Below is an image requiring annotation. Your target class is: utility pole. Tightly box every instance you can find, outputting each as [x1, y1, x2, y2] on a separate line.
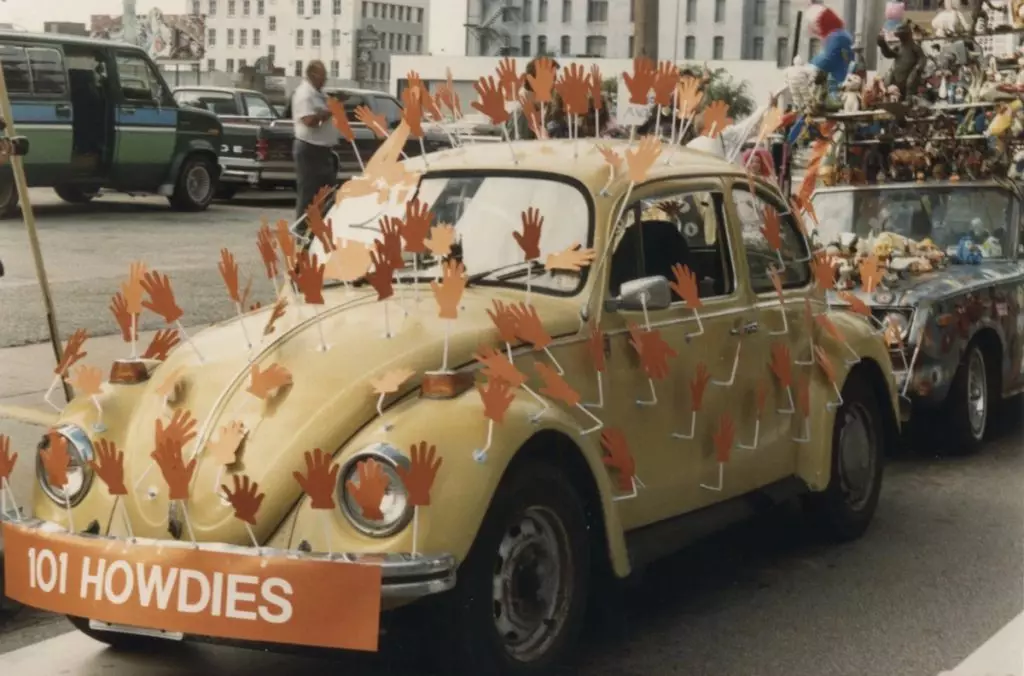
[632, 0, 648, 58]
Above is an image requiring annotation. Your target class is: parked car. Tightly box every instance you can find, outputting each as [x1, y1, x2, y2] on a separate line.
[1, 136, 900, 674]
[0, 31, 223, 215]
[812, 180, 1024, 452]
[256, 87, 450, 189]
[172, 85, 282, 200]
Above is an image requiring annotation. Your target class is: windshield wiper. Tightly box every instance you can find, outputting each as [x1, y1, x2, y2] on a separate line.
[466, 260, 547, 286]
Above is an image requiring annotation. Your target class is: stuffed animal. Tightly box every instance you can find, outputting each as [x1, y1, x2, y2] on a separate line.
[841, 73, 864, 111]
[1014, 0, 1024, 27]
[877, 20, 926, 100]
[785, 54, 819, 113]
[932, 0, 971, 36]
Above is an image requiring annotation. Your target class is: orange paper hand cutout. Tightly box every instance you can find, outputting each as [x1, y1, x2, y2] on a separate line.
[515, 207, 543, 260]
[276, 219, 297, 268]
[714, 414, 735, 463]
[525, 56, 557, 104]
[487, 300, 520, 344]
[377, 217, 405, 268]
[207, 420, 247, 466]
[770, 342, 793, 388]
[397, 441, 442, 507]
[347, 458, 390, 521]
[371, 367, 415, 395]
[89, 439, 127, 496]
[690, 363, 712, 411]
[670, 263, 703, 310]
[518, 93, 546, 139]
[472, 76, 511, 125]
[588, 320, 606, 373]
[247, 362, 292, 399]
[860, 255, 883, 294]
[367, 249, 395, 301]
[401, 85, 425, 138]
[425, 224, 456, 257]
[151, 435, 197, 502]
[156, 408, 198, 448]
[814, 345, 837, 385]
[509, 303, 552, 350]
[496, 56, 524, 101]
[262, 297, 288, 336]
[141, 271, 184, 324]
[839, 291, 872, 317]
[623, 56, 656, 105]
[477, 377, 516, 423]
[600, 427, 636, 492]
[290, 252, 326, 305]
[142, 328, 180, 361]
[410, 72, 443, 122]
[221, 474, 265, 526]
[536, 362, 581, 407]
[257, 222, 279, 280]
[55, 329, 88, 377]
[325, 238, 372, 282]
[625, 136, 661, 183]
[811, 253, 837, 292]
[293, 448, 339, 510]
[628, 323, 677, 380]
[475, 345, 527, 388]
[431, 259, 467, 320]
[218, 248, 242, 303]
[702, 100, 732, 138]
[545, 243, 596, 272]
[761, 206, 782, 251]
[110, 292, 136, 343]
[327, 95, 354, 142]
[652, 60, 680, 107]
[306, 194, 336, 253]
[0, 435, 17, 484]
[401, 197, 433, 253]
[122, 261, 147, 315]
[555, 63, 590, 116]
[40, 430, 71, 489]
[355, 104, 389, 138]
[676, 76, 703, 118]
[67, 364, 104, 397]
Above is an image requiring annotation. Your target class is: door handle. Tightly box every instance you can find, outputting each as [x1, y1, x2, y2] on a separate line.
[731, 319, 760, 335]
[55, 104, 70, 118]
[122, 107, 136, 115]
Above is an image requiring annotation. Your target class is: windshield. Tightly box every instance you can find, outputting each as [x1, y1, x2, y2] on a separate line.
[313, 174, 592, 295]
[812, 186, 1014, 258]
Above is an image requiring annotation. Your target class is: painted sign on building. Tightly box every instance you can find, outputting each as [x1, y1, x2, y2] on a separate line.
[89, 9, 206, 61]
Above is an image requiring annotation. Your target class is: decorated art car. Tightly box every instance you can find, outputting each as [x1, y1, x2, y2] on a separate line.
[1, 61, 903, 675]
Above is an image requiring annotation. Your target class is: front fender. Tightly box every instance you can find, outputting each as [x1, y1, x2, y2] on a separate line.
[164, 138, 221, 186]
[273, 387, 632, 579]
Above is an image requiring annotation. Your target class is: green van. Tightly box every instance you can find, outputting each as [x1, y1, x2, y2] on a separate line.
[0, 31, 223, 216]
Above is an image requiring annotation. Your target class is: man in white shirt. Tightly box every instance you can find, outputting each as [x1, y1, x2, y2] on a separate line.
[291, 60, 339, 219]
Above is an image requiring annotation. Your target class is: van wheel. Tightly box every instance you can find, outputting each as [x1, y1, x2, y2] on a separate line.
[0, 173, 19, 218]
[433, 461, 590, 675]
[169, 156, 215, 211]
[54, 185, 99, 204]
[802, 373, 885, 542]
[66, 616, 178, 651]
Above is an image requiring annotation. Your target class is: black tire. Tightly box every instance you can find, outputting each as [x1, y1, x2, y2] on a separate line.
[54, 184, 99, 204]
[0, 171, 19, 219]
[433, 461, 591, 676]
[943, 342, 992, 454]
[168, 155, 216, 212]
[66, 616, 178, 651]
[803, 373, 885, 542]
[0, 564, 23, 620]
[214, 184, 238, 200]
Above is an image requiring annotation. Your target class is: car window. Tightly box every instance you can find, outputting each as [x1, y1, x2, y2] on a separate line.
[174, 90, 239, 115]
[332, 90, 367, 121]
[26, 47, 67, 95]
[115, 52, 169, 104]
[372, 95, 402, 128]
[731, 186, 811, 293]
[243, 93, 276, 118]
[0, 45, 34, 94]
[609, 188, 735, 301]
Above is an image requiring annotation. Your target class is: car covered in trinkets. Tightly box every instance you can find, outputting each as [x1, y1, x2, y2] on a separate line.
[0, 123, 904, 675]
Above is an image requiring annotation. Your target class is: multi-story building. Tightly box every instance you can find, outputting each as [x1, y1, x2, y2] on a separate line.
[196, 0, 428, 90]
[42, 22, 89, 37]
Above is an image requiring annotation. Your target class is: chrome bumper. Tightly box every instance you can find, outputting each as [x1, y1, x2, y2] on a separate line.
[218, 164, 260, 185]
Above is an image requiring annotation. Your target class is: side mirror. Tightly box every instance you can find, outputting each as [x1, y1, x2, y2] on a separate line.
[605, 276, 672, 313]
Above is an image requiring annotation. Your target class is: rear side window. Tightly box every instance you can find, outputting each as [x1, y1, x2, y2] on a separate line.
[26, 47, 67, 95]
[372, 95, 402, 128]
[0, 45, 34, 94]
[332, 91, 367, 121]
[242, 93, 275, 118]
[174, 90, 239, 115]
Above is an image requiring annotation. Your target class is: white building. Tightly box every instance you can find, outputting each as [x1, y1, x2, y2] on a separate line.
[194, 0, 429, 90]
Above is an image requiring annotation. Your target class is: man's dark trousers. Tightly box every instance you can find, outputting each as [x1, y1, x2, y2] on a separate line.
[294, 138, 336, 220]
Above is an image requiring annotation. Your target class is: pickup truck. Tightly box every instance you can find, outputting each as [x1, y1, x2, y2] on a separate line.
[256, 86, 450, 189]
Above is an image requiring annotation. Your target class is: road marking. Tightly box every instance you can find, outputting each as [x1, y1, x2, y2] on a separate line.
[940, 611, 1024, 676]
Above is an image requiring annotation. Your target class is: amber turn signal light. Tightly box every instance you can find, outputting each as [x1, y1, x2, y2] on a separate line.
[109, 359, 150, 385]
[420, 371, 474, 399]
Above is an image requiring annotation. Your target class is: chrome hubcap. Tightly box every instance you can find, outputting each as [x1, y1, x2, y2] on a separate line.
[492, 506, 573, 662]
[966, 349, 987, 439]
[185, 165, 211, 203]
[837, 403, 876, 511]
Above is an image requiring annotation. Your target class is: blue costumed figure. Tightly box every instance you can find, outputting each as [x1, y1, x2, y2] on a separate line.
[807, 4, 854, 102]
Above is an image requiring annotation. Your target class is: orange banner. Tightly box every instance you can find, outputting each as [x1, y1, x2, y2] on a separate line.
[2, 522, 382, 651]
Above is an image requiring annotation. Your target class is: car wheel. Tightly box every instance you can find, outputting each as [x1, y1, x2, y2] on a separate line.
[803, 373, 885, 542]
[66, 616, 178, 651]
[944, 342, 991, 454]
[435, 461, 591, 676]
[54, 185, 100, 204]
[169, 156, 215, 212]
[0, 172, 19, 219]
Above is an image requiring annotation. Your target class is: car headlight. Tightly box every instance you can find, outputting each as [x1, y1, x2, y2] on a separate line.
[881, 311, 911, 346]
[337, 443, 413, 537]
[36, 424, 95, 507]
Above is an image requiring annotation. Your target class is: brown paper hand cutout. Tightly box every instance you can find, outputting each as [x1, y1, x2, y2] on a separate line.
[487, 300, 520, 344]
[600, 427, 636, 492]
[714, 414, 735, 463]
[514, 207, 544, 260]
[377, 217, 405, 269]
[207, 420, 247, 466]
[347, 458, 390, 521]
[860, 255, 883, 294]
[142, 328, 180, 361]
[151, 433, 197, 502]
[425, 223, 456, 257]
[623, 56, 656, 105]
[496, 57, 525, 101]
[814, 345, 837, 385]
[431, 259, 467, 320]
[811, 253, 837, 292]
[588, 320, 607, 373]
[54, 328, 88, 377]
[669, 263, 703, 310]
[526, 56, 557, 104]
[218, 248, 242, 303]
[839, 291, 872, 318]
[397, 441, 442, 507]
[0, 435, 18, 484]
[67, 364, 104, 397]
[761, 206, 782, 252]
[472, 76, 511, 125]
[141, 271, 184, 324]
[40, 430, 71, 489]
[306, 195, 336, 253]
[327, 95, 355, 142]
[221, 474, 265, 526]
[536, 362, 581, 407]
[367, 249, 395, 301]
[325, 238, 372, 282]
[371, 367, 415, 395]
[690, 363, 712, 411]
[702, 100, 732, 138]
[676, 76, 704, 118]
[768, 267, 784, 299]
[589, 64, 603, 109]
[247, 362, 292, 400]
[509, 303, 552, 350]
[625, 136, 661, 183]
[263, 297, 288, 336]
[770, 342, 793, 388]
[290, 251, 326, 305]
[293, 448, 339, 510]
[157, 408, 198, 447]
[545, 243, 596, 272]
[555, 63, 590, 116]
[355, 104, 389, 138]
[628, 323, 677, 380]
[401, 85, 425, 138]
[408, 71, 442, 121]
[122, 261, 147, 315]
[477, 376, 516, 423]
[89, 439, 127, 496]
[475, 345, 527, 388]
[110, 292, 136, 343]
[652, 60, 680, 107]
[275, 219, 297, 269]
[257, 222, 279, 280]
[401, 198, 433, 253]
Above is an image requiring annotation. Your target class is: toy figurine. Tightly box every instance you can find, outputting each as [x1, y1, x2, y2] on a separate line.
[841, 73, 864, 112]
[877, 20, 926, 101]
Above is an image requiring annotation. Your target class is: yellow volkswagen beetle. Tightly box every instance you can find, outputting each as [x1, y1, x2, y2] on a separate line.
[1, 135, 902, 675]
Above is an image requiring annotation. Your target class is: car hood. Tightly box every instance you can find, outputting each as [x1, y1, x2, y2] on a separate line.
[829, 261, 1024, 309]
[121, 285, 580, 539]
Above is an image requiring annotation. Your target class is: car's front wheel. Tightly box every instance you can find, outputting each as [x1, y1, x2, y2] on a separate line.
[168, 155, 215, 212]
[54, 185, 100, 204]
[435, 461, 591, 675]
[944, 342, 992, 454]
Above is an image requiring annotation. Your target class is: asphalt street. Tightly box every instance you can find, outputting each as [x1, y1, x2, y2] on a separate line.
[0, 190, 1022, 675]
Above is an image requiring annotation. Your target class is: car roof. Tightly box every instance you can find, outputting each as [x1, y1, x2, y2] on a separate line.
[0, 29, 149, 53]
[173, 86, 266, 96]
[326, 87, 392, 97]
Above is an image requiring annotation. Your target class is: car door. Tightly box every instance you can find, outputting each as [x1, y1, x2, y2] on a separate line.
[598, 177, 755, 528]
[725, 178, 815, 493]
[111, 49, 177, 189]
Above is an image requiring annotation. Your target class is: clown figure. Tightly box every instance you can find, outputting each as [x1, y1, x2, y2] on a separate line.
[807, 5, 855, 100]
